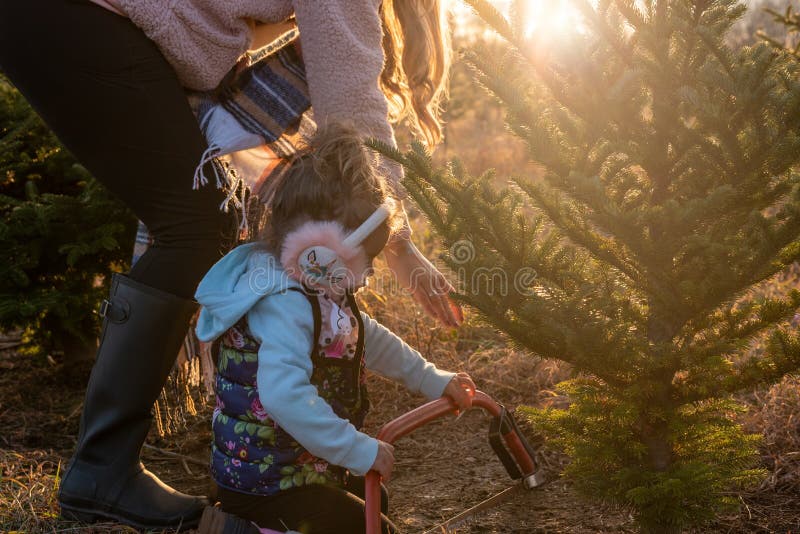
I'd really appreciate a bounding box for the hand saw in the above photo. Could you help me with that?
[364,391,546,534]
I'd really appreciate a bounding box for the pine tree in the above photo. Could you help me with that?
[0,75,136,361]
[374,0,800,531]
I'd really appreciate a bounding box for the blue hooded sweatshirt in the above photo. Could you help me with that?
[195,242,455,478]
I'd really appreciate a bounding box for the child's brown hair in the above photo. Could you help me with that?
[260,122,398,252]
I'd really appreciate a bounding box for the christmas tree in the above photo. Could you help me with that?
[376,0,800,531]
[0,76,136,361]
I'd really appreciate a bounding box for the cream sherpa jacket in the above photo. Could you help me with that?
[111,0,397,164]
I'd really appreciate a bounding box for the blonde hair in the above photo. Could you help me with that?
[261,122,399,251]
[380,0,451,147]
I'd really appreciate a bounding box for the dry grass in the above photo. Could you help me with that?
[0,429,206,534]
[743,375,800,492]
[0,449,140,534]
[0,449,62,533]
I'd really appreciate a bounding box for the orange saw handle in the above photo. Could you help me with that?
[364,390,540,534]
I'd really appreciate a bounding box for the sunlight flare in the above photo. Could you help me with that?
[522,0,585,38]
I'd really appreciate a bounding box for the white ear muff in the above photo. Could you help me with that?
[342,204,392,249]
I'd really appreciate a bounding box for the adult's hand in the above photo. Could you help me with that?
[383,238,463,328]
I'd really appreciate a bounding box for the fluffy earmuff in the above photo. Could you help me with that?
[280,221,370,290]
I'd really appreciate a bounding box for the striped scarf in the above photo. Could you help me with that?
[190,33,316,231]
[133,30,315,263]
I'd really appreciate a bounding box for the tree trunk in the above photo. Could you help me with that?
[641,312,682,533]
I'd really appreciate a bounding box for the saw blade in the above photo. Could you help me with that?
[421,483,525,534]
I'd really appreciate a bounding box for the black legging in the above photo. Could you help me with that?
[0,0,232,298]
[216,476,397,534]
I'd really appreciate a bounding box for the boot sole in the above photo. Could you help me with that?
[60,500,202,531]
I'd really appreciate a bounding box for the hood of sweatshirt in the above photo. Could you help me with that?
[195,242,302,342]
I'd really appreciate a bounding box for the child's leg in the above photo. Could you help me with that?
[342,475,390,516]
[217,484,396,534]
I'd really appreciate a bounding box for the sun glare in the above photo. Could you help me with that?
[451,1,591,41]
[521,1,587,38]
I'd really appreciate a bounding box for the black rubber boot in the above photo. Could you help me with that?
[58,273,209,530]
[197,505,263,534]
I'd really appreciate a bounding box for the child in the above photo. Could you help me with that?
[194,124,475,534]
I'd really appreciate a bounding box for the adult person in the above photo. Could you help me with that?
[0,0,462,530]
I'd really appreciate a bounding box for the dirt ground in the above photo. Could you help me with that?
[2,328,799,534]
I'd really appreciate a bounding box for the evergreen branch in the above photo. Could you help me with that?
[461,49,540,132]
[462,0,515,43]
[681,324,800,403]
[695,24,735,79]
[684,211,800,326]
[384,144,595,299]
[462,49,577,151]
[513,178,654,294]
[0,113,37,148]
[386,147,647,377]
[471,295,633,388]
[682,291,800,362]
[366,138,454,236]
[463,28,633,142]
[364,137,405,166]
[570,0,634,67]
[508,0,529,41]
[613,0,648,29]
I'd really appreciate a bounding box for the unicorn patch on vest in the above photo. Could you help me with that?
[322,300,353,358]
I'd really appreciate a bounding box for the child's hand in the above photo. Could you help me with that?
[371,440,395,481]
[443,372,476,411]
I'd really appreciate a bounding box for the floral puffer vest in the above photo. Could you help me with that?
[211,288,369,495]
